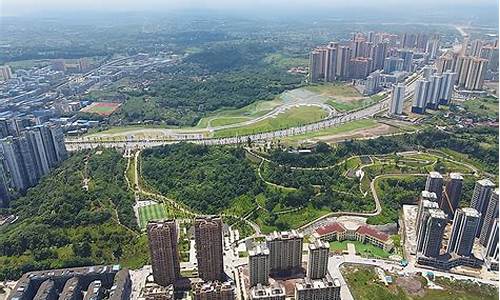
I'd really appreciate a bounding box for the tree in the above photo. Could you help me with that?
[72,242,92,258]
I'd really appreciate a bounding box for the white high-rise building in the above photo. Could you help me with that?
[439,71,456,105]
[412,79,430,114]
[266,230,303,274]
[470,179,496,237]
[248,244,270,287]
[427,74,443,109]
[307,240,329,279]
[0,66,12,81]
[389,83,405,115]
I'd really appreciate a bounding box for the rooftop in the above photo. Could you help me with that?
[421,190,437,200]
[315,222,346,236]
[356,225,390,242]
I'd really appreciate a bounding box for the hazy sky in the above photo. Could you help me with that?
[1,0,498,16]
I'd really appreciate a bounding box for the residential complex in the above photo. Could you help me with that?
[8,265,131,300]
[0,122,67,206]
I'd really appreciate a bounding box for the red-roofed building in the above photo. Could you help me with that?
[314,223,346,242]
[355,225,393,252]
[314,223,393,252]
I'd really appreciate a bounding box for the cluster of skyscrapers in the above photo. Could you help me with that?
[309,32,444,94]
[435,38,498,91]
[0,121,67,207]
[248,231,340,300]
[147,216,234,300]
[415,172,498,270]
[411,68,456,114]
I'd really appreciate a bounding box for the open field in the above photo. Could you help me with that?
[138,203,168,228]
[81,102,121,116]
[342,265,498,300]
[195,97,284,128]
[329,240,391,258]
[213,106,328,138]
[304,83,362,98]
[282,119,417,145]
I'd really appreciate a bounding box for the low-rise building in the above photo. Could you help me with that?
[313,222,393,252]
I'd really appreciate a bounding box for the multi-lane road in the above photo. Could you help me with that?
[65,73,421,151]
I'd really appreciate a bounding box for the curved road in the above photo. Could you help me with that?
[65,73,421,151]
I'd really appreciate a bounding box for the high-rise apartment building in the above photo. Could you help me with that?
[470,179,496,237]
[364,71,381,95]
[195,216,224,282]
[398,49,414,72]
[442,173,463,217]
[420,209,447,258]
[349,57,371,79]
[447,208,480,256]
[479,190,499,246]
[266,230,303,274]
[336,46,352,79]
[0,66,12,81]
[425,172,443,203]
[485,219,499,260]
[389,83,405,115]
[383,56,404,73]
[307,240,329,279]
[416,194,439,253]
[371,42,388,71]
[147,220,180,287]
[439,71,455,104]
[412,79,430,114]
[248,244,270,287]
[455,56,488,90]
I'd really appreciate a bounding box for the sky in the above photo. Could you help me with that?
[1,0,498,16]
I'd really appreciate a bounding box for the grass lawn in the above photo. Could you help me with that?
[195,97,284,128]
[282,119,379,143]
[327,97,378,112]
[138,203,169,228]
[210,117,252,127]
[328,240,391,258]
[213,106,328,138]
[304,83,361,98]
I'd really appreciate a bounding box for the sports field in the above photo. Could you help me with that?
[81,102,121,116]
[138,203,168,228]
